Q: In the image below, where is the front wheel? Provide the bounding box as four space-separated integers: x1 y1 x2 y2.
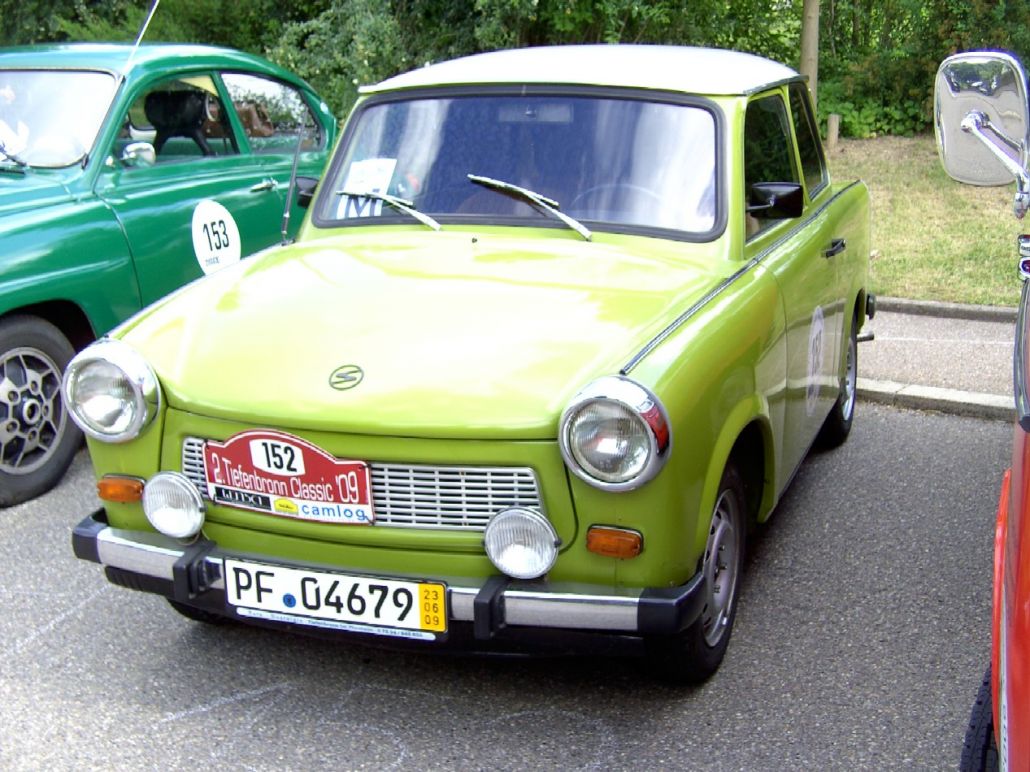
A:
646 463 746 684
960 667 999 771
0 315 83 507
818 311 858 448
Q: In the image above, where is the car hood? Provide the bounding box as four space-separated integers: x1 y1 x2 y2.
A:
0 170 74 214
121 228 731 438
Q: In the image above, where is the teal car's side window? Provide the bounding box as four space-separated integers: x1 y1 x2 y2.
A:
743 93 797 238
221 72 323 155
118 75 239 164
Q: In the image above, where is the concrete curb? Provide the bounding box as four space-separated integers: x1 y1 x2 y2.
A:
877 296 1018 324
858 377 1014 422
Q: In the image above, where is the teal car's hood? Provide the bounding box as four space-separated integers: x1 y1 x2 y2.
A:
120 228 732 438
0 170 74 215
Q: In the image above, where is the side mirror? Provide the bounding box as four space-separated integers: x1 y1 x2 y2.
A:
120 141 156 168
747 182 804 219
934 51 1029 186
296 175 318 208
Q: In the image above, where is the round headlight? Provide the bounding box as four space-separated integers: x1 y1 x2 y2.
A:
63 339 160 443
559 376 671 491
484 508 559 579
143 472 205 539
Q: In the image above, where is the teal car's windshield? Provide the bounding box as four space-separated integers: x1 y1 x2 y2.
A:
0 69 117 168
322 93 718 235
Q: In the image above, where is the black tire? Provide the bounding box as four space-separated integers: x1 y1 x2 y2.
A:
646 463 746 684
818 310 858 448
0 315 83 507
166 598 230 625
960 666 999 772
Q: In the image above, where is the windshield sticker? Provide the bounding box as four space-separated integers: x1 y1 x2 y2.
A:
191 199 242 275
806 305 826 416
337 158 397 218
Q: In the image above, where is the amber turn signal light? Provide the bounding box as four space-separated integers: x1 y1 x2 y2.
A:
97 475 145 503
586 526 643 559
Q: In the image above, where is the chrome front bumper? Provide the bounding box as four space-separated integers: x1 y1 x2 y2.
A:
73 509 705 642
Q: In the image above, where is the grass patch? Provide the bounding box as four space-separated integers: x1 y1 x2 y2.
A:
828 135 1023 307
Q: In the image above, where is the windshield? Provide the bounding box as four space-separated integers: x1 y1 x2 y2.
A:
321 93 718 235
0 69 117 167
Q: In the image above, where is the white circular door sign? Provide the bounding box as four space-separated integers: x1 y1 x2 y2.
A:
191 199 242 275
806 305 826 416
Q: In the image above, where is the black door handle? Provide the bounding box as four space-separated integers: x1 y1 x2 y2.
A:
824 238 846 258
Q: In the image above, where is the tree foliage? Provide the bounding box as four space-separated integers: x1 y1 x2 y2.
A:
1 0 1027 137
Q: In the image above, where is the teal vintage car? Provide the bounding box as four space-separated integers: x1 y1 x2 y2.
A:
0 43 336 505
69 45 871 682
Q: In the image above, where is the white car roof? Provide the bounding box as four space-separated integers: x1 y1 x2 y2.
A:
362 45 802 97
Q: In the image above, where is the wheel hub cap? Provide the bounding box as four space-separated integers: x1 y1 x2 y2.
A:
0 347 66 475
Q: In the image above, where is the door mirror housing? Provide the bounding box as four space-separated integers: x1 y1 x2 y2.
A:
935 51 1030 187
120 141 156 168
746 182 804 219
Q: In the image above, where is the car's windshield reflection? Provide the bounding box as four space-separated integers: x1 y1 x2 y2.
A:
325 94 718 235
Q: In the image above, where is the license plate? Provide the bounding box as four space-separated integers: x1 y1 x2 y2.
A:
203 430 374 524
224 559 447 640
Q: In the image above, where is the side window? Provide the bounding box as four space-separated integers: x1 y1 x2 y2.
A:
743 94 797 237
789 82 827 198
119 75 238 163
221 73 323 154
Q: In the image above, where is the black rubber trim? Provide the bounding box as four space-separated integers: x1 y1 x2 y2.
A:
172 540 219 601
71 509 107 564
105 566 173 596
473 575 510 640
636 571 706 635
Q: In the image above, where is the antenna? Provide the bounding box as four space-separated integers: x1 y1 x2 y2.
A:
280 129 307 245
124 0 161 76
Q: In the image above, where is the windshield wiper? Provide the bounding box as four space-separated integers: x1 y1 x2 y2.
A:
0 140 29 173
467 173 591 241
335 189 441 231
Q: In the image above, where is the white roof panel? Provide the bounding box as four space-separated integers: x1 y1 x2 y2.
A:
363 45 801 97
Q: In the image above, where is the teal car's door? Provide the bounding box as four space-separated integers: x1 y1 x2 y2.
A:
219 71 333 231
95 73 291 306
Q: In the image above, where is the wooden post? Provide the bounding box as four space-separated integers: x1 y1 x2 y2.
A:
827 113 840 152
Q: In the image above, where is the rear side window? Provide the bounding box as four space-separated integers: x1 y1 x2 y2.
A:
789 82 827 198
221 73 323 154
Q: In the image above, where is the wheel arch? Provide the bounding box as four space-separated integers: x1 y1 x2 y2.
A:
1 300 97 352
690 398 776 559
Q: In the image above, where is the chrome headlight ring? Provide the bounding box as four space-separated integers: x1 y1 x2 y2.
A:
558 375 671 492
62 339 161 443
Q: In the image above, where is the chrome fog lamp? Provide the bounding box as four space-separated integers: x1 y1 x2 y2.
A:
143 472 205 539
63 339 161 443
559 376 671 491
484 508 559 579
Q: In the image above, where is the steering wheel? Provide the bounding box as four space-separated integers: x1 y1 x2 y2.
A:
570 183 662 210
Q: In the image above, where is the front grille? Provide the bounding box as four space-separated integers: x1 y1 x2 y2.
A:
181 436 542 531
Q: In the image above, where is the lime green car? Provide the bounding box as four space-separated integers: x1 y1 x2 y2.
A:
69 45 870 682
0 43 335 505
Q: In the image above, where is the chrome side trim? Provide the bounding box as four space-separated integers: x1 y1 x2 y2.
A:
621 180 865 374
1015 280 1030 431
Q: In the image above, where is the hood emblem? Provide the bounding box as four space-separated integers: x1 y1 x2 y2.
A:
329 364 364 391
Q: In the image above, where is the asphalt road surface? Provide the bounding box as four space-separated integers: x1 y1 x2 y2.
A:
0 404 1010 770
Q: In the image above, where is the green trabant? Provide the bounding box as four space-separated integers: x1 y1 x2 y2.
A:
69 45 871 682
0 43 336 505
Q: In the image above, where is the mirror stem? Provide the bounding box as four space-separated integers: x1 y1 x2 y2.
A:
961 111 1030 219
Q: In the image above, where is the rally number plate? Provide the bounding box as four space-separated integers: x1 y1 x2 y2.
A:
203 430 374 525
224 559 447 640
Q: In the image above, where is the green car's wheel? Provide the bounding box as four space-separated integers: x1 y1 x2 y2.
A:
818 310 858 448
647 463 746 683
0 316 82 507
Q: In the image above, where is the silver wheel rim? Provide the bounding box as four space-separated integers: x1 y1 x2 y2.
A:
841 329 857 421
0 346 67 475
701 486 742 647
